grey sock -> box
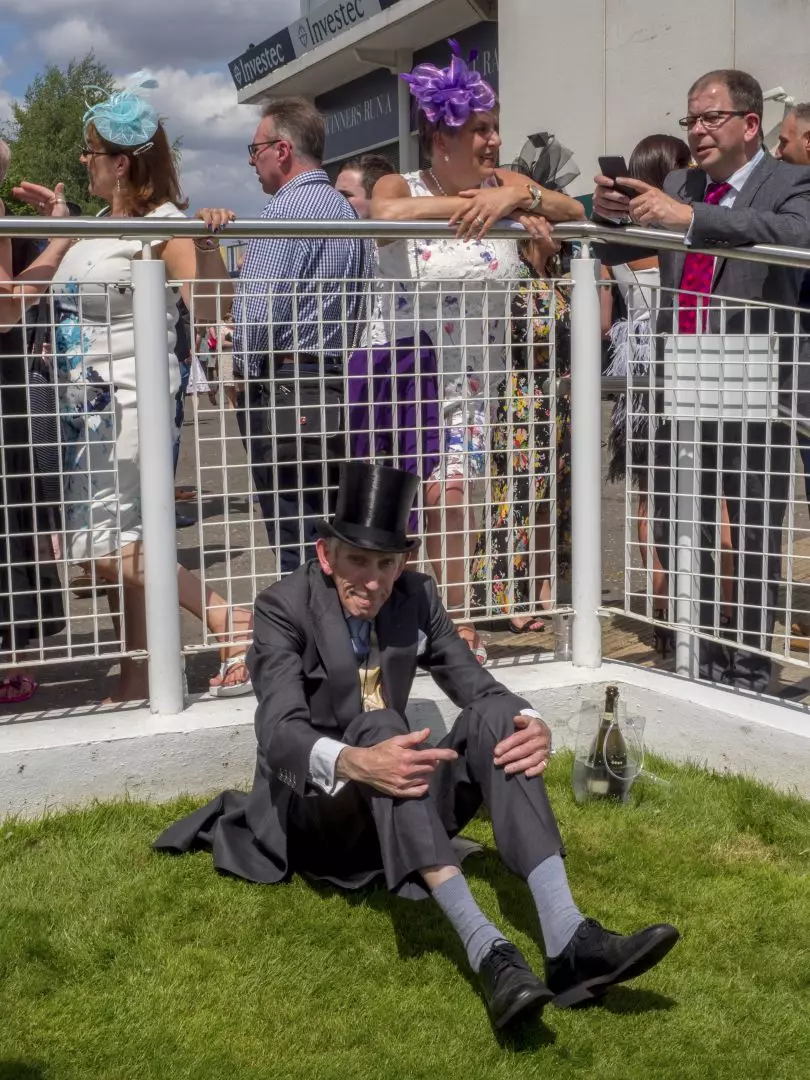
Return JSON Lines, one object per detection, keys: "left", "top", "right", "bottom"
{"left": 431, "top": 873, "right": 506, "bottom": 973}
{"left": 527, "top": 855, "right": 585, "bottom": 958}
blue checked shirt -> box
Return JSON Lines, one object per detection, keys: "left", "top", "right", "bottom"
{"left": 232, "top": 169, "right": 370, "bottom": 378}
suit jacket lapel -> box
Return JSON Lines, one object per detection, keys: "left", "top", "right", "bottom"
{"left": 672, "top": 169, "right": 708, "bottom": 288}
{"left": 310, "top": 569, "right": 362, "bottom": 726}
{"left": 376, "top": 587, "right": 418, "bottom": 715}
{"left": 712, "top": 154, "right": 775, "bottom": 289}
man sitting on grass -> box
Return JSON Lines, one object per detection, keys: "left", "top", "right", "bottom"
{"left": 155, "top": 461, "right": 679, "bottom": 1031}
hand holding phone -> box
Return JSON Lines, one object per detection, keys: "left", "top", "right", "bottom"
{"left": 597, "top": 156, "right": 637, "bottom": 199}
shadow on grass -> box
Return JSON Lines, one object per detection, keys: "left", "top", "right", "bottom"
{"left": 312, "top": 878, "right": 558, "bottom": 1050}
{"left": 0, "top": 1064, "right": 47, "bottom": 1080}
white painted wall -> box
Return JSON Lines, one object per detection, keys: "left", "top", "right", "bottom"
{"left": 499, "top": 0, "right": 810, "bottom": 195}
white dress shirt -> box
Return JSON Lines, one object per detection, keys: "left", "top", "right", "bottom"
{"left": 684, "top": 147, "right": 766, "bottom": 243}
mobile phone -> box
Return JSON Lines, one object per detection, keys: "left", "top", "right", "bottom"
{"left": 597, "top": 156, "right": 636, "bottom": 199}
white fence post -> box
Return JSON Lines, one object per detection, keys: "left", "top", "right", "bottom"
{"left": 569, "top": 243, "right": 603, "bottom": 668}
{"left": 131, "top": 252, "right": 185, "bottom": 714}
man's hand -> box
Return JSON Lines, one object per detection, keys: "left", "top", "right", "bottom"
{"left": 493, "top": 714, "right": 552, "bottom": 779}
{"left": 621, "top": 177, "right": 694, "bottom": 230}
{"left": 593, "top": 174, "right": 632, "bottom": 221}
{"left": 336, "top": 727, "right": 458, "bottom": 798}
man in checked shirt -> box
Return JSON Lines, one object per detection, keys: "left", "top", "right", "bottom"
{"left": 231, "top": 97, "right": 369, "bottom": 574}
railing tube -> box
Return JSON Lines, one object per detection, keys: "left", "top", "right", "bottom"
{"left": 131, "top": 253, "right": 185, "bottom": 714}
{"left": 569, "top": 243, "right": 603, "bottom": 668}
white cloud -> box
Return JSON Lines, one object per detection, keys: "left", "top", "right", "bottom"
{"left": 146, "top": 67, "right": 257, "bottom": 147}
{"left": 8, "top": 1, "right": 301, "bottom": 68}
{"left": 0, "top": 90, "right": 13, "bottom": 128}
{"left": 0, "top": 2, "right": 303, "bottom": 214}
{"left": 35, "top": 19, "right": 120, "bottom": 65}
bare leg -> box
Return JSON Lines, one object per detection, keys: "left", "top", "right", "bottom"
{"left": 719, "top": 499, "right": 735, "bottom": 619}
{"left": 424, "top": 477, "right": 482, "bottom": 654}
{"left": 637, "top": 495, "right": 668, "bottom": 605}
{"left": 89, "top": 541, "right": 252, "bottom": 695}
{"left": 422, "top": 864, "right": 462, "bottom": 890}
{"left": 104, "top": 584, "right": 149, "bottom": 702}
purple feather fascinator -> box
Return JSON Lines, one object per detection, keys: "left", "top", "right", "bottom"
{"left": 401, "top": 39, "right": 496, "bottom": 128}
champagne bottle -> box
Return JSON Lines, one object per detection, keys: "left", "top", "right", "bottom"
{"left": 572, "top": 685, "right": 630, "bottom": 803}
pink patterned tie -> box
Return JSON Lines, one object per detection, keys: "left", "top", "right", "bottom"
{"left": 677, "top": 181, "right": 732, "bottom": 333}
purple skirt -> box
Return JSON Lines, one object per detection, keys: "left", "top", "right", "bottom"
{"left": 348, "top": 334, "right": 441, "bottom": 530}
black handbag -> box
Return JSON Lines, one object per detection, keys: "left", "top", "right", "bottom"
{"left": 264, "top": 377, "right": 344, "bottom": 462}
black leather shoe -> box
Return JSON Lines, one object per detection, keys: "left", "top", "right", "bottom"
{"left": 546, "top": 918, "right": 679, "bottom": 1008}
{"left": 478, "top": 941, "right": 554, "bottom": 1030}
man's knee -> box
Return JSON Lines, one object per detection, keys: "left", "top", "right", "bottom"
{"left": 464, "top": 696, "right": 524, "bottom": 741}
{"left": 345, "top": 708, "right": 410, "bottom": 748}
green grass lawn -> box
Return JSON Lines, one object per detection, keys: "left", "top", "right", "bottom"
{"left": 1, "top": 754, "right": 809, "bottom": 1080}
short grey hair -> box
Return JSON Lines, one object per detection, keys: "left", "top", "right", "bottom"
{"left": 0, "top": 140, "right": 10, "bottom": 185}
{"left": 261, "top": 97, "right": 324, "bottom": 163}
{"left": 789, "top": 102, "right": 810, "bottom": 129}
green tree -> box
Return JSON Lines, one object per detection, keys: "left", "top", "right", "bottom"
{"left": 0, "top": 53, "right": 115, "bottom": 214}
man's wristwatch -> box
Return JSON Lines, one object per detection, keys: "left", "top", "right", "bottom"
{"left": 526, "top": 183, "right": 543, "bottom": 213}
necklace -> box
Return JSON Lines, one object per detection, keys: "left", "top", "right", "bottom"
{"left": 427, "top": 168, "right": 449, "bottom": 196}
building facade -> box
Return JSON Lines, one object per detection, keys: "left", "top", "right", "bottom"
{"left": 229, "top": 0, "right": 810, "bottom": 194}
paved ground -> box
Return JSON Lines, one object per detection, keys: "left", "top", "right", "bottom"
{"left": 7, "top": 402, "right": 810, "bottom": 715}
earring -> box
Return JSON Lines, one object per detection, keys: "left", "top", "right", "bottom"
{"left": 444, "top": 154, "right": 450, "bottom": 163}
{"left": 116, "top": 177, "right": 121, "bottom": 193}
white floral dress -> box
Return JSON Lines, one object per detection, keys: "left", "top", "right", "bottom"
{"left": 377, "top": 171, "right": 522, "bottom": 479}
{"left": 52, "top": 202, "right": 185, "bottom": 561}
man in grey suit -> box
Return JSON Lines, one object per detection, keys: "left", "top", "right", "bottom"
{"left": 155, "top": 461, "right": 678, "bottom": 1032}
{"left": 595, "top": 69, "right": 810, "bottom": 691}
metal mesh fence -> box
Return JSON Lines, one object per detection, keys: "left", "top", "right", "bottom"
{"left": 179, "top": 271, "right": 565, "bottom": 655}
{"left": 603, "top": 273, "right": 810, "bottom": 674}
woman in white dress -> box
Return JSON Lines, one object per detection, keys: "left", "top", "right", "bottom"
{"left": 372, "top": 42, "right": 583, "bottom": 659}
{"left": 14, "top": 83, "right": 247, "bottom": 701}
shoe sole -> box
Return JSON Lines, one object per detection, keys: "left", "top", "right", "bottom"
{"left": 492, "top": 984, "right": 555, "bottom": 1030}
{"left": 552, "top": 926, "right": 680, "bottom": 1009}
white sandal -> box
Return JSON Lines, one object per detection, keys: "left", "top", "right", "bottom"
{"left": 209, "top": 654, "right": 253, "bottom": 698}
{"left": 458, "top": 626, "right": 488, "bottom": 666}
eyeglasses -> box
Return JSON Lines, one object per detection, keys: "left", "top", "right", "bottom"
{"left": 79, "top": 144, "right": 115, "bottom": 156}
{"left": 678, "top": 110, "right": 748, "bottom": 131}
{"left": 248, "top": 138, "right": 284, "bottom": 160}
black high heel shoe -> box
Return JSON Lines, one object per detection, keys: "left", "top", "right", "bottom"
{"left": 653, "top": 610, "right": 675, "bottom": 658}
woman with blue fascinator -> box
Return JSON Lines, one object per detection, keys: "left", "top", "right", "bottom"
{"left": 370, "top": 41, "right": 584, "bottom": 663}
{"left": 13, "top": 79, "right": 249, "bottom": 702}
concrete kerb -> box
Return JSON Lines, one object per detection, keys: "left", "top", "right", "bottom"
{"left": 1, "top": 659, "right": 809, "bottom": 819}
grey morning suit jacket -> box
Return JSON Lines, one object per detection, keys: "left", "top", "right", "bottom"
{"left": 154, "top": 562, "right": 530, "bottom": 884}
{"left": 249, "top": 562, "right": 528, "bottom": 798}
{"left": 600, "top": 154, "right": 810, "bottom": 419}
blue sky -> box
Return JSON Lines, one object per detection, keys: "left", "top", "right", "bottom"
{"left": 0, "top": 0, "right": 300, "bottom": 215}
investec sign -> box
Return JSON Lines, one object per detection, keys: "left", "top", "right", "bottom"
{"left": 229, "top": 0, "right": 396, "bottom": 91}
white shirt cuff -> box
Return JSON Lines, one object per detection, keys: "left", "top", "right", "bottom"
{"left": 308, "top": 737, "right": 348, "bottom": 796}
{"left": 684, "top": 206, "right": 695, "bottom": 246}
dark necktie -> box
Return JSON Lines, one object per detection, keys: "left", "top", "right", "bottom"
{"left": 346, "top": 616, "right": 371, "bottom": 662}
{"left": 677, "top": 181, "right": 733, "bottom": 333}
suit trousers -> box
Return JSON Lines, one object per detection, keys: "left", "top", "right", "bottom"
{"left": 652, "top": 419, "right": 790, "bottom": 690}
{"left": 236, "top": 369, "right": 343, "bottom": 573}
{"left": 287, "top": 700, "right": 564, "bottom": 900}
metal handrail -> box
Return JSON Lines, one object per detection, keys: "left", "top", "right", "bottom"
{"left": 2, "top": 215, "right": 810, "bottom": 270}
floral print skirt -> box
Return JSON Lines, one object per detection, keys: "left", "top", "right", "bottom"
{"left": 472, "top": 370, "right": 572, "bottom": 614}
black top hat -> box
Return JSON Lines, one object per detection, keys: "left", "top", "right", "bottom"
{"left": 315, "top": 461, "right": 420, "bottom": 553}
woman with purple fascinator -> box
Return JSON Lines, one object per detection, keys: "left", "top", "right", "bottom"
{"left": 12, "top": 77, "right": 251, "bottom": 703}
{"left": 370, "top": 41, "right": 583, "bottom": 662}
